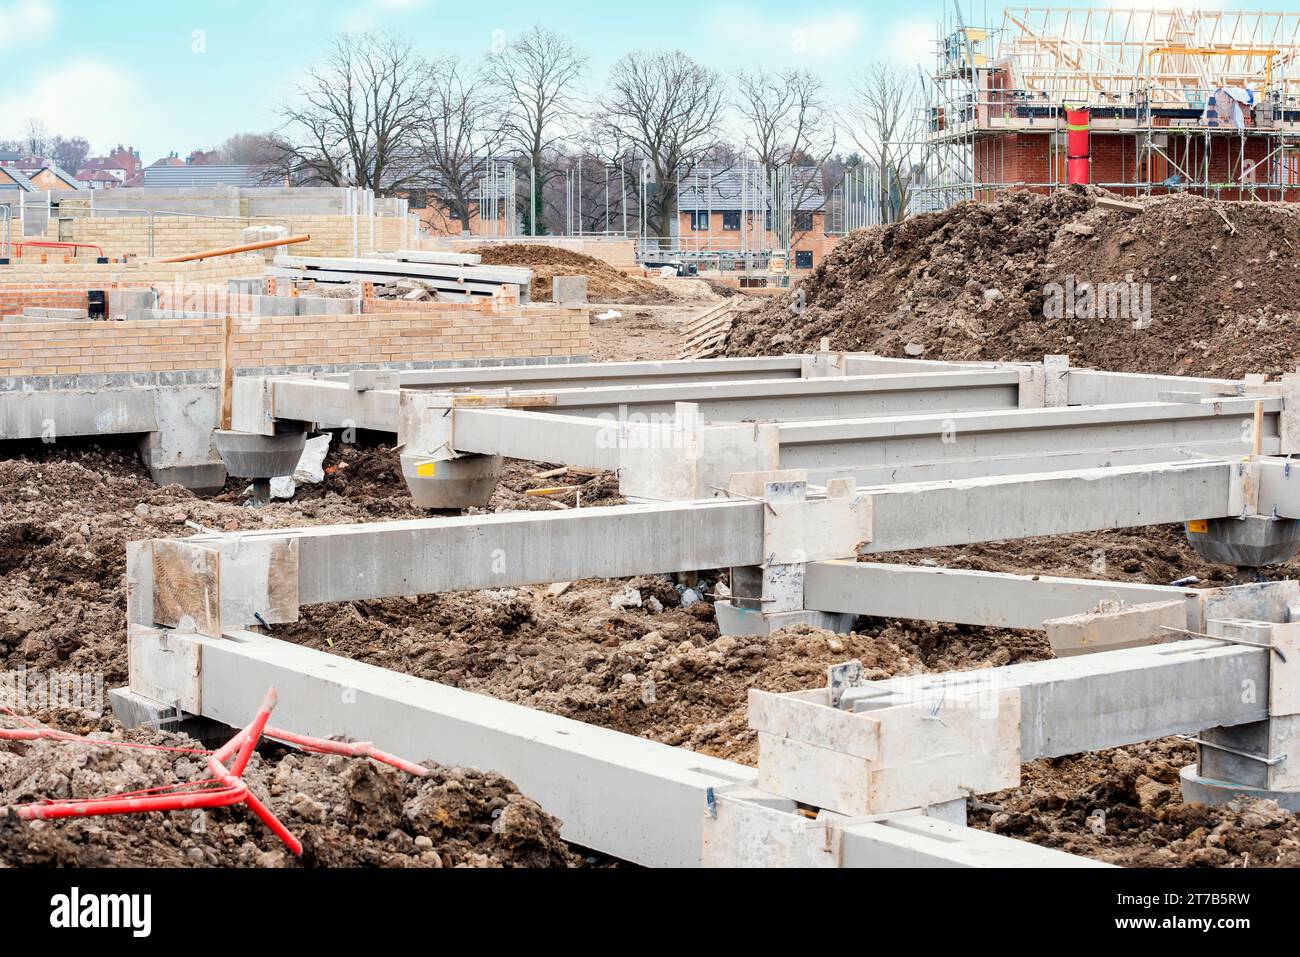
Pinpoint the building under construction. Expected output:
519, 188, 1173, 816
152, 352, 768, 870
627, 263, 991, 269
924, 5, 1300, 208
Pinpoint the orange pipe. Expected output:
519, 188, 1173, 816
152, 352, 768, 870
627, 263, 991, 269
156, 233, 311, 264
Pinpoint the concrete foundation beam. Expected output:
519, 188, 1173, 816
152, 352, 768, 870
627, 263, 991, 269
1044, 600, 1188, 657
121, 626, 1104, 868
803, 561, 1207, 632
860, 460, 1233, 554
840, 639, 1269, 762
141, 501, 767, 617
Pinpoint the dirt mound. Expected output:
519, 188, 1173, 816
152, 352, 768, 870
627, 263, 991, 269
471, 244, 674, 305
0, 441, 620, 688
0, 711, 579, 868
728, 187, 1300, 379
974, 740, 1300, 868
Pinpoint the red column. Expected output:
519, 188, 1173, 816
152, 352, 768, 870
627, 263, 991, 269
1066, 107, 1091, 185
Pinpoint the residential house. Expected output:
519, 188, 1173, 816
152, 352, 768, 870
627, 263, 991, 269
675, 166, 834, 269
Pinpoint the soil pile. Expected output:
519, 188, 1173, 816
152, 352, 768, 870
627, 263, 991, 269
974, 741, 1300, 868
471, 244, 674, 304
0, 443, 619, 688
728, 187, 1300, 379
0, 711, 579, 868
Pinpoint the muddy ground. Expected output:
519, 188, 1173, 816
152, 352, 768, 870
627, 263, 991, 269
3, 290, 1299, 868
4, 431, 1292, 868
470, 244, 673, 305
728, 188, 1300, 381
0, 709, 579, 868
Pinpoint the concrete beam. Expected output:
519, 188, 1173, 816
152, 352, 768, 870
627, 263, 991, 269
803, 561, 1206, 631
0, 387, 156, 440
375, 356, 807, 389
778, 398, 1278, 484
127, 626, 1102, 868
860, 460, 1233, 554
841, 639, 1269, 761
177, 500, 766, 612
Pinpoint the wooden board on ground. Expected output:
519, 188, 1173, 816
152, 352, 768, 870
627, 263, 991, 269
679, 301, 736, 360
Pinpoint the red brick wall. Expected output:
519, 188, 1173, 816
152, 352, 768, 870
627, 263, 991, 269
975, 131, 1300, 201
0, 289, 90, 315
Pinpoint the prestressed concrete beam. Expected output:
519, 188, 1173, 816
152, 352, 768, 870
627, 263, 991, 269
176, 628, 756, 868
184, 500, 767, 608
1066, 369, 1262, 405
461, 371, 1024, 422
0, 387, 157, 440
841, 639, 1269, 761
703, 787, 1103, 867
778, 399, 1278, 484
134, 627, 1102, 868
860, 460, 1233, 554
356, 356, 808, 390
452, 408, 622, 471
804, 561, 1205, 631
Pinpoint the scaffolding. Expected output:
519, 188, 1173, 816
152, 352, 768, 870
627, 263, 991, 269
476, 158, 517, 238
920, 5, 1300, 210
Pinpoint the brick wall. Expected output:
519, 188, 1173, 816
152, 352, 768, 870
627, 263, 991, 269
0, 288, 95, 315
0, 255, 264, 286
45, 215, 405, 259
0, 305, 590, 377
974, 130, 1300, 201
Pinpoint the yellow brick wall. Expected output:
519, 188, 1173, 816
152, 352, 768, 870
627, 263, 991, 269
0, 306, 590, 376
44, 215, 408, 259
0, 255, 266, 286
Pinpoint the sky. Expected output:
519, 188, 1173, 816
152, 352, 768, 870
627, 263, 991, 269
0, 0, 1258, 162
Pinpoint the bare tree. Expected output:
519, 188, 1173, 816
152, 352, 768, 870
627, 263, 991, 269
488, 26, 587, 234
278, 33, 430, 192
24, 119, 50, 159
842, 64, 930, 222
47, 135, 90, 172
594, 51, 728, 239
417, 57, 505, 233
215, 132, 286, 166
735, 68, 836, 243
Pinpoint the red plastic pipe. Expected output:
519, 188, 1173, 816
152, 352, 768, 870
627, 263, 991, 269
1066, 107, 1091, 185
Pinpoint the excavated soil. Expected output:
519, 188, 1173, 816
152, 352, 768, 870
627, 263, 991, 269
728, 187, 1300, 380
6, 276, 1300, 866
470, 244, 675, 305
0, 709, 578, 868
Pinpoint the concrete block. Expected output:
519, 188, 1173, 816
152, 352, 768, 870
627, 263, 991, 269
296, 296, 359, 316
252, 295, 299, 317
1045, 599, 1187, 658
715, 600, 854, 638
552, 275, 588, 304
347, 370, 400, 392
109, 288, 156, 316
751, 687, 1022, 816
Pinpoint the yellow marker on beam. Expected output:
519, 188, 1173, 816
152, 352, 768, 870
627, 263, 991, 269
1187, 520, 1209, 534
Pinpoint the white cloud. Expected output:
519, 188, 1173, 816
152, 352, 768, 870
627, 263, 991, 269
885, 18, 936, 69
341, 0, 431, 34
0, 0, 57, 51
0, 59, 146, 150
703, 5, 868, 62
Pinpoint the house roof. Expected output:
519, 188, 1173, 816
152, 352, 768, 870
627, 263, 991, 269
142, 164, 280, 188
676, 166, 825, 212
0, 167, 36, 191
16, 164, 86, 190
